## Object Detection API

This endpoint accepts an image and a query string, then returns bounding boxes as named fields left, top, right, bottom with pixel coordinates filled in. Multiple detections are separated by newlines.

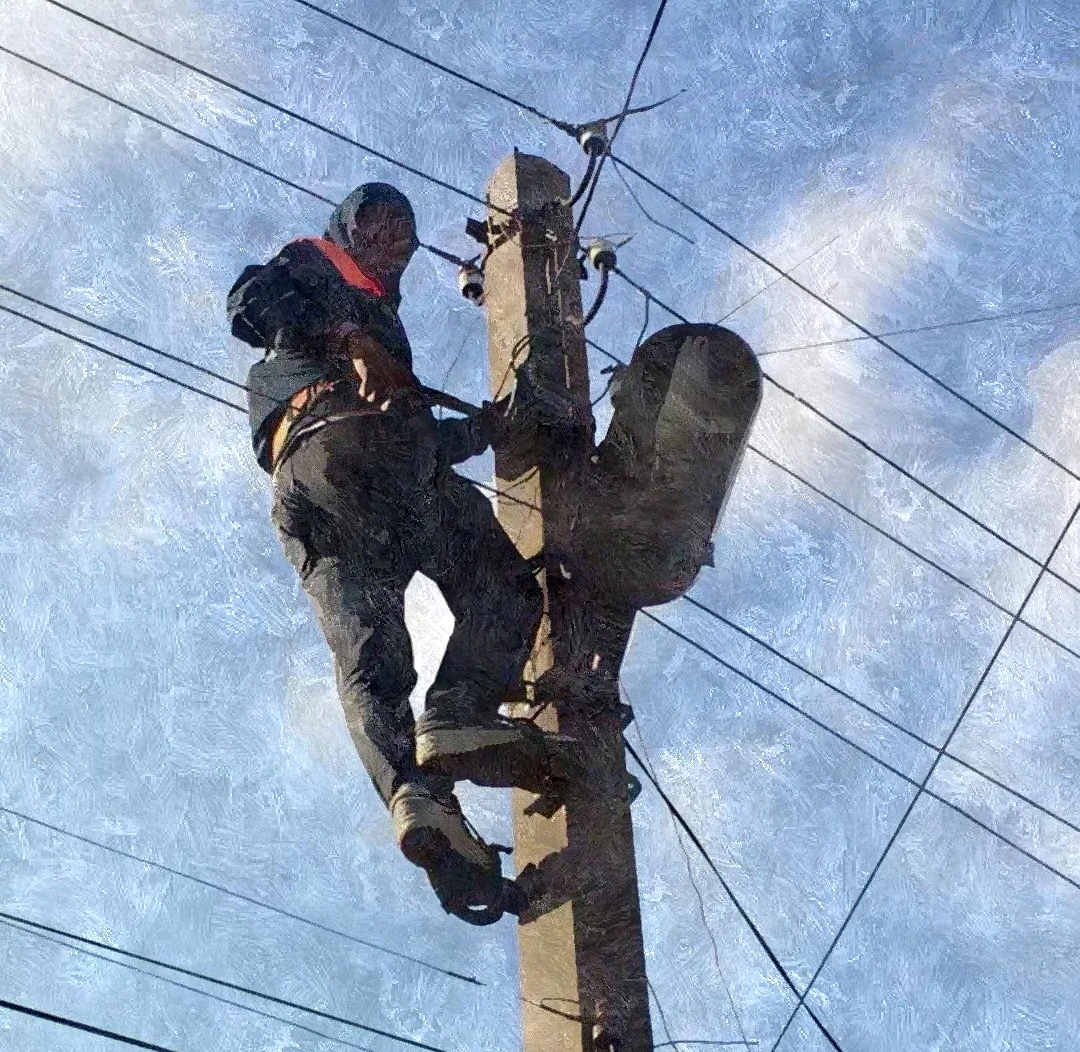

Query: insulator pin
left=457, top=264, right=484, bottom=303
left=586, top=238, right=617, bottom=272
left=577, top=121, right=609, bottom=157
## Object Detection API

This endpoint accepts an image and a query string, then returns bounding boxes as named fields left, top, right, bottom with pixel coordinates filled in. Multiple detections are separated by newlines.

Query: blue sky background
left=1, top=0, right=1079, bottom=1049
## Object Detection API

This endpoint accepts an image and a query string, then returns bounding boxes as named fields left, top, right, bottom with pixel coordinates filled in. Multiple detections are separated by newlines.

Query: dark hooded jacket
left=228, top=184, right=482, bottom=473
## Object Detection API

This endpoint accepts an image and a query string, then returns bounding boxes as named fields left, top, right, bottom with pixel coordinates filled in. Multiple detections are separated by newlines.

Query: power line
left=609, top=155, right=1080, bottom=484
left=636, top=610, right=1080, bottom=897
left=765, top=495, right=1080, bottom=1050
left=0, top=909, right=457, bottom=1052
left=610, top=268, right=1080, bottom=595
left=743, top=446, right=1080, bottom=673
left=629, top=719, right=752, bottom=1051
left=286, top=0, right=566, bottom=130
left=0, top=804, right=482, bottom=986
left=0, top=283, right=250, bottom=396
left=759, top=299, right=1080, bottom=358
left=620, top=736, right=845, bottom=1052
left=1, top=918, right=376, bottom=1052
left=679, top=593, right=1080, bottom=838
left=575, top=0, right=672, bottom=231
left=0, top=997, right=186, bottom=1052
left=0, top=302, right=247, bottom=413
left=41, top=0, right=505, bottom=215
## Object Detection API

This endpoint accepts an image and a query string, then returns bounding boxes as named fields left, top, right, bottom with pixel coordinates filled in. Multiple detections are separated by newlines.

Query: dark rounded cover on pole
left=579, top=323, right=762, bottom=610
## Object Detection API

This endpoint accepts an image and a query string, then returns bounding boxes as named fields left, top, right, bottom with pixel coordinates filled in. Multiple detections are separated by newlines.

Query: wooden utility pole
left=482, top=151, right=652, bottom=1052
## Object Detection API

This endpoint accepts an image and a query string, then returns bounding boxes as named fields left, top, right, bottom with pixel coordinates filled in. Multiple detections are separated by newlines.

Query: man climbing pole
left=227, top=183, right=561, bottom=922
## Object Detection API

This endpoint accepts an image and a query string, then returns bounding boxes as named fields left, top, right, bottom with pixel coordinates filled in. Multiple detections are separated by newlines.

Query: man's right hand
left=331, top=323, right=417, bottom=411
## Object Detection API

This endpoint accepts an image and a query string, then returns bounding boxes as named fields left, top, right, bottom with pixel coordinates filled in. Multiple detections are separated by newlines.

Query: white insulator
left=586, top=238, right=617, bottom=272
left=577, top=121, right=608, bottom=157
left=457, top=265, right=484, bottom=303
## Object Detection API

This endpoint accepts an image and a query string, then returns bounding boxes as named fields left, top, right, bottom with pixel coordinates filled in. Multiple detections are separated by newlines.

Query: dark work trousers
left=271, top=410, right=543, bottom=807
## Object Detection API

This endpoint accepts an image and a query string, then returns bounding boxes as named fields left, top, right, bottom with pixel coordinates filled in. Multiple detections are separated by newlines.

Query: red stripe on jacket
left=295, top=237, right=386, bottom=298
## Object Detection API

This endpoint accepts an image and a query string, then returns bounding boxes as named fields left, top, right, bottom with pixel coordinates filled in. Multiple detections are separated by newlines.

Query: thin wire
left=0, top=302, right=248, bottom=413
left=759, top=299, right=1080, bottom=358
left=287, top=0, right=567, bottom=129
left=1, top=38, right=474, bottom=278
left=0, top=804, right=482, bottom=986
left=0, top=997, right=185, bottom=1052
left=766, top=495, right=1080, bottom=1052
left=636, top=609, right=1080, bottom=896
left=620, top=737, right=845, bottom=1052
left=611, top=156, right=694, bottom=245
left=0, top=283, right=251, bottom=395
left=717, top=236, right=841, bottom=324
left=608, top=155, right=1080, bottom=483
left=743, top=445, right=1080, bottom=674
left=610, top=269, right=1080, bottom=593
left=0, top=909, right=457, bottom=1052
left=576, top=0, right=672, bottom=231
left=42, top=1, right=506, bottom=215
left=1, top=918, right=376, bottom=1052
left=647, top=978, right=679, bottom=1050
left=630, top=719, right=751, bottom=1052
left=679, top=592, right=1080, bottom=837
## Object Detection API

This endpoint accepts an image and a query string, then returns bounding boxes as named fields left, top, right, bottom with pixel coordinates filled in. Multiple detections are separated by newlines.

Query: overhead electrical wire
left=1, top=917, right=377, bottom=1052
left=575, top=0, right=673, bottom=231
left=0, top=803, right=482, bottom=986
left=633, top=611, right=1080, bottom=896
left=765, top=496, right=1080, bottom=1051
left=609, top=268, right=1080, bottom=601
left=0, top=909, right=456, bottom=1052
left=0, top=997, right=187, bottom=1052
left=679, top=593, right=1080, bottom=837
left=40, top=0, right=506, bottom=215
left=609, top=155, right=1080, bottom=483
left=759, top=299, right=1080, bottom=358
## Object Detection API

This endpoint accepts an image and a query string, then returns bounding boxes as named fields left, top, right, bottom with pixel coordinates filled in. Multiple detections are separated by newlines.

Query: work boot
left=390, top=783, right=513, bottom=922
left=414, top=712, right=575, bottom=793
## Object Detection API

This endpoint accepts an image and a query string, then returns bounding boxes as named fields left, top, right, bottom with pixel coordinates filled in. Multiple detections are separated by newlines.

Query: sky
left=1, top=0, right=1079, bottom=1050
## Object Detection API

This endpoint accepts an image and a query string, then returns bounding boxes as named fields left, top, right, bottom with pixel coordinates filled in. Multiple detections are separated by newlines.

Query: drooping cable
left=0, top=804, right=482, bottom=985
left=629, top=717, right=752, bottom=1052
left=0, top=909, right=457, bottom=1052
left=621, top=736, right=845, bottom=1052
left=765, top=496, right=1080, bottom=1051
left=609, top=155, right=1080, bottom=482
left=41, top=1, right=507, bottom=215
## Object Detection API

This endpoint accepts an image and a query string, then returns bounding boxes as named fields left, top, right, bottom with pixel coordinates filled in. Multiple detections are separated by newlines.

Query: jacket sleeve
left=227, top=241, right=359, bottom=350
left=435, top=414, right=491, bottom=465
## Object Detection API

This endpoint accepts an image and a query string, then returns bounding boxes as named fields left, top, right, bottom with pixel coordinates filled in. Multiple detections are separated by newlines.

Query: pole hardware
left=457, top=263, right=485, bottom=303
left=582, top=239, right=616, bottom=327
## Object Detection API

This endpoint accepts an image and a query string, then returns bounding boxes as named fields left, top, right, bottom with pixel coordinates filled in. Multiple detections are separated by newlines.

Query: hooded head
left=325, top=183, right=419, bottom=297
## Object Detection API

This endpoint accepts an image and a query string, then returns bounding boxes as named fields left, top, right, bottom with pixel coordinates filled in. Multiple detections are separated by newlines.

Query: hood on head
left=325, top=183, right=419, bottom=260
